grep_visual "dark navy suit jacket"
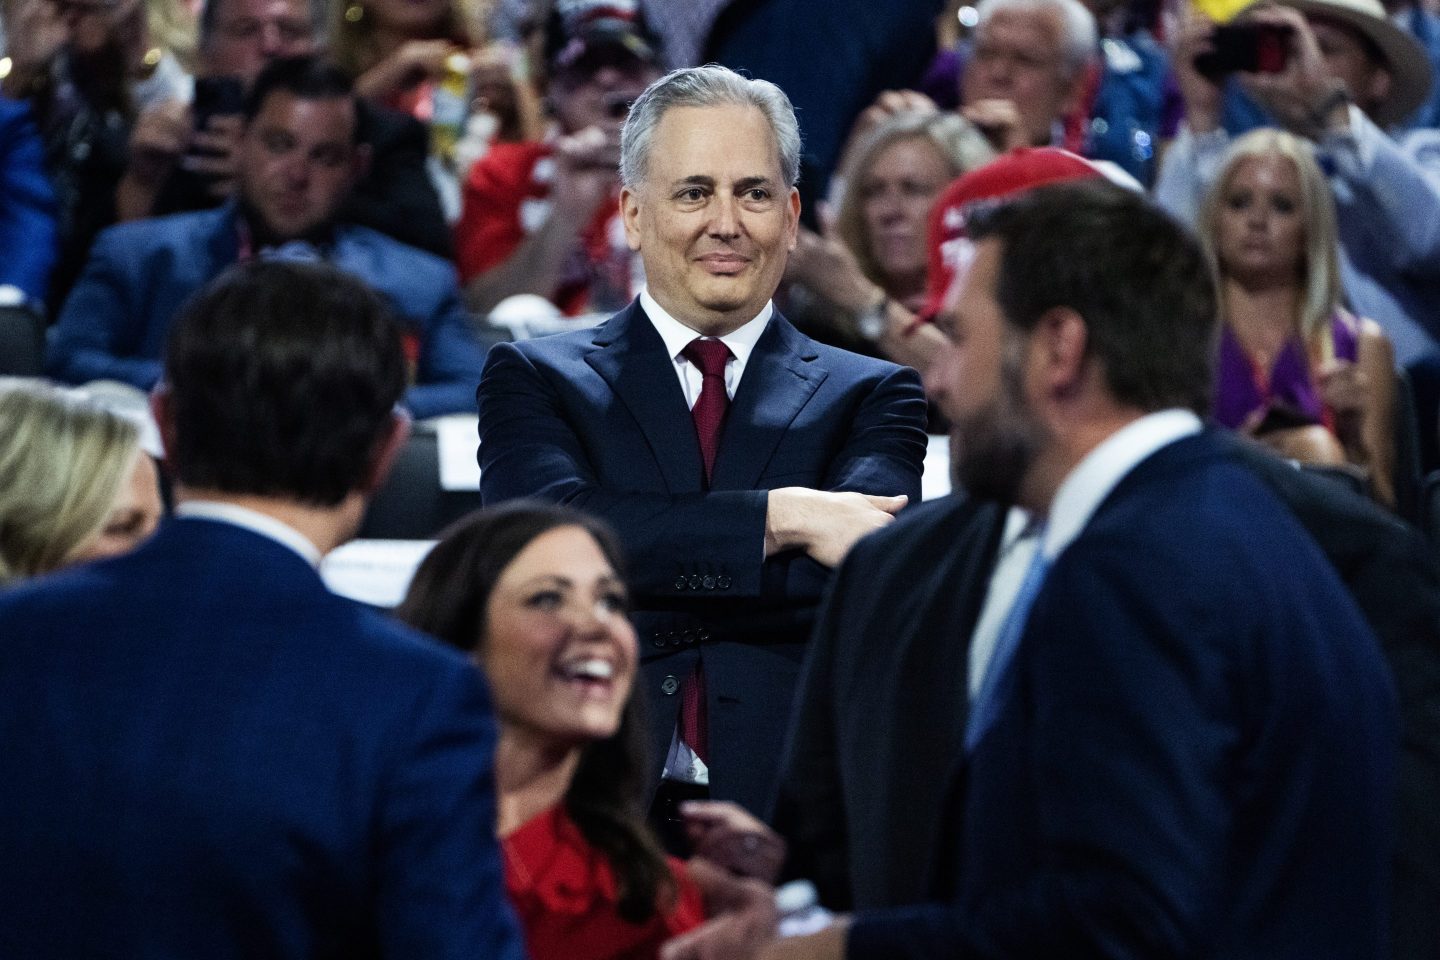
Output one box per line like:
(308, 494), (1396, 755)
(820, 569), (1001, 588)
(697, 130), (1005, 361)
(45, 203), (485, 419)
(476, 300), (928, 814)
(0, 518), (525, 960)
(835, 431), (1398, 959)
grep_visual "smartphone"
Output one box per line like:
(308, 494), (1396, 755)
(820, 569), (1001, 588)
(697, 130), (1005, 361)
(191, 76), (246, 134)
(1253, 401), (1318, 435)
(1194, 23), (1293, 81)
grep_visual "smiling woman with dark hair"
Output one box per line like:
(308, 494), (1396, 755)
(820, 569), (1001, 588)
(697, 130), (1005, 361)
(395, 502), (784, 960)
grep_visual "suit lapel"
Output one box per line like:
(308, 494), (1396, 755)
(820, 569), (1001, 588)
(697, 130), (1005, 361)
(710, 315), (826, 490)
(586, 302), (707, 494)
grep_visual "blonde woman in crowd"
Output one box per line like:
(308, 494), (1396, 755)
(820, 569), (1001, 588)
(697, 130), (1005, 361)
(0, 379), (163, 585)
(1200, 128), (1397, 506)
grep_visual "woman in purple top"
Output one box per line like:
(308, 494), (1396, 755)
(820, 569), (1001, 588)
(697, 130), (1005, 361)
(1201, 127), (1397, 506)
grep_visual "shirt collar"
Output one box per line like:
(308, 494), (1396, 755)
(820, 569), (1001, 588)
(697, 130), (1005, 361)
(1041, 409), (1202, 561)
(639, 289), (773, 365)
(175, 500), (324, 568)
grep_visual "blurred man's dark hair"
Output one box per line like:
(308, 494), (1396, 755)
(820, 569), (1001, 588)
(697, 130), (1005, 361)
(162, 260), (406, 505)
(242, 56), (362, 143)
(969, 181), (1219, 414)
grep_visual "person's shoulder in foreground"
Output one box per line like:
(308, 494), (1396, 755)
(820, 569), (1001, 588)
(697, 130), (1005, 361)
(0, 259), (524, 960)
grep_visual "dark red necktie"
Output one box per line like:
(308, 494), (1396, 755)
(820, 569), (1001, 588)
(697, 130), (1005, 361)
(681, 338), (732, 484)
(677, 337), (731, 766)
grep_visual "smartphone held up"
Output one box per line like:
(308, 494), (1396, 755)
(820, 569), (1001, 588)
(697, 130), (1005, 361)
(1194, 22), (1294, 80)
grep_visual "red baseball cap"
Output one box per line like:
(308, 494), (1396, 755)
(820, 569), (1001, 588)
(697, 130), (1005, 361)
(921, 147), (1105, 320)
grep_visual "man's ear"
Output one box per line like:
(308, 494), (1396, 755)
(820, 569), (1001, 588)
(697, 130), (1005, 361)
(1059, 61), (1094, 116)
(362, 409), (412, 495)
(149, 384), (177, 466)
(620, 185), (643, 252)
(1031, 306), (1090, 396)
(786, 186), (801, 251)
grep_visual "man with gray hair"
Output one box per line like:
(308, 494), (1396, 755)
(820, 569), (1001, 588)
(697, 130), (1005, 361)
(961, 0), (1098, 152)
(476, 64), (928, 833)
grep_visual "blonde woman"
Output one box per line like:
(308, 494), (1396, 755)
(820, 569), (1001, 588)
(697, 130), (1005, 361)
(1200, 128), (1397, 506)
(0, 379), (163, 584)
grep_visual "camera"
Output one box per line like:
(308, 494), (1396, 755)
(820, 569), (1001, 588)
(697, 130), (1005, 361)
(1194, 22), (1293, 81)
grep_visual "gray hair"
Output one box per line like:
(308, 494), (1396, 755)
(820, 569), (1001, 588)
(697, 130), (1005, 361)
(975, 0), (1097, 79)
(620, 64), (803, 189)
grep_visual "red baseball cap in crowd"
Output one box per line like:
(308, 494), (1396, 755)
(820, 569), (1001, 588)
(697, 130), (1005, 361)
(921, 147), (1106, 320)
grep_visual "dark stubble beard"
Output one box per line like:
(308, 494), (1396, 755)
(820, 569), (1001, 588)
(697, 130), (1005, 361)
(950, 336), (1046, 505)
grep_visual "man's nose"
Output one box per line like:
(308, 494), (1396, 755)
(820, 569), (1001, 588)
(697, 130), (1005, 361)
(708, 195), (742, 238)
(260, 21), (284, 55)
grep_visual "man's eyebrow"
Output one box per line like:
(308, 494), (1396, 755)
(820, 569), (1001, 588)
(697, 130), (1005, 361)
(735, 176), (776, 191)
(672, 175), (715, 189)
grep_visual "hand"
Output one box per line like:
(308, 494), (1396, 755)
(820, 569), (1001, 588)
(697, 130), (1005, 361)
(785, 226), (878, 316)
(1237, 7), (1348, 136)
(765, 488), (907, 567)
(682, 801), (787, 884)
(831, 90), (938, 187)
(356, 39), (460, 100)
(550, 124), (621, 215)
(1317, 358), (1368, 442)
(960, 98), (1028, 151)
(2, 0), (66, 95)
(661, 858), (778, 960)
(180, 113), (243, 198)
(1170, 12), (1225, 133)
(126, 98), (192, 184)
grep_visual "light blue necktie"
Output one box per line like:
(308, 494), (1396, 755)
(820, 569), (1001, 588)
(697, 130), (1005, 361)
(966, 525), (1051, 752)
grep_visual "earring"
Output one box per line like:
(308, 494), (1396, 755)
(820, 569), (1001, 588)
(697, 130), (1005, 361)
(344, 3), (364, 22)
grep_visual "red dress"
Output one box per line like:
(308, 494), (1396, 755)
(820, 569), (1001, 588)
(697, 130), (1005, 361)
(502, 805), (706, 960)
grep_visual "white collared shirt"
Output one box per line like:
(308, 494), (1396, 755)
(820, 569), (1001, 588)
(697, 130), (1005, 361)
(175, 501), (324, 569)
(1041, 409), (1203, 562)
(639, 289), (773, 408)
(968, 506), (1042, 701)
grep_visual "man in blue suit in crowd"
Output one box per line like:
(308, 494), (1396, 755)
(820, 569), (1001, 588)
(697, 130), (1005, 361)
(671, 182), (1398, 960)
(46, 56), (487, 420)
(476, 65), (928, 826)
(0, 261), (524, 960)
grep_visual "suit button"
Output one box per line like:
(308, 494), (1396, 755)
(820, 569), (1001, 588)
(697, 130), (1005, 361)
(717, 575), (732, 589)
(661, 675), (680, 696)
(674, 576), (688, 590)
(688, 574), (702, 590)
(698, 629), (711, 642)
(683, 629), (696, 645)
(702, 575), (716, 590)
(652, 633), (667, 648)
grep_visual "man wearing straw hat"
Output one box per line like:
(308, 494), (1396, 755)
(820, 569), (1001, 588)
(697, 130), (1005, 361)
(1156, 0), (1440, 377)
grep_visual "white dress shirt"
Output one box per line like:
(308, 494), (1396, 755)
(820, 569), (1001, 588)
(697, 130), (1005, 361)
(967, 410), (1202, 698)
(640, 289), (772, 407)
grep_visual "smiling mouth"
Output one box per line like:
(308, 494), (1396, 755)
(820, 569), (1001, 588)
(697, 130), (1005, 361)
(555, 657), (618, 694)
(697, 253), (751, 275)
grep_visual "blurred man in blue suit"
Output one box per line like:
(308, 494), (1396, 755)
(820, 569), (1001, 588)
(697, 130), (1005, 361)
(47, 56), (485, 420)
(0, 261), (525, 960)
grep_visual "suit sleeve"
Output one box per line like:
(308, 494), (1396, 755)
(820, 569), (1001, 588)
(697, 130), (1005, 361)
(820, 363), (927, 502)
(847, 535), (1239, 960)
(405, 282), (488, 420)
(476, 340), (772, 597)
(45, 228), (163, 388)
(374, 658), (526, 960)
(770, 542), (860, 910)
